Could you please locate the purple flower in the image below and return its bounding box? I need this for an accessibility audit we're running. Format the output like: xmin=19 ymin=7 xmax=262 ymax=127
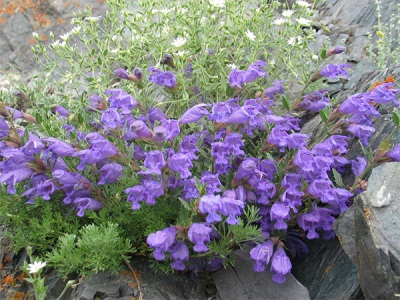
xmin=270 ymin=247 xmax=292 ymax=284
xmin=147 ymin=226 xmax=177 ymax=260
xmin=184 ymin=63 xmax=193 ymax=78
xmin=210 ymin=102 xmax=232 ymax=123
xmin=74 ymin=197 xmax=103 ymax=217
xmin=179 ymin=135 xmax=199 ymax=160
xmin=167 ymin=153 xmax=193 ymax=179
xmin=368 ymin=83 xmax=399 ymax=106
xmin=338 ymin=93 xmax=379 ymax=117
xmin=220 ymin=190 xmax=244 ymax=225
xmin=300 ymin=90 xmax=331 ymax=112
xmin=188 ymin=223 xmax=212 ymax=252
xmin=97 ymin=163 xmax=124 ymax=185
xmin=319 ymin=63 xmax=350 ymax=79
xmin=148 ymin=67 xmax=177 ymax=88
xmin=179 ymin=104 xmax=210 ymax=124
xmin=198 ymin=194 xmax=222 ymax=223
xmin=21 ymin=133 xmax=45 ymax=155
xmin=105 ymin=89 xmax=138 ymax=112
xmin=148 ymin=107 xmax=167 ymax=125
xmin=297 ymin=208 xmax=336 ymax=239
xmin=307 ymin=179 xmax=335 ymax=203
xmin=386 ymin=143 xmax=400 ymax=161
xmin=228 ymin=69 xmax=245 ymax=88
xmin=0 ymin=167 xmax=34 ymax=194
xmin=244 ymin=60 xmax=268 ymax=83
xmin=181 ymin=178 xmax=199 ymax=200
xmin=235 ymin=159 xmax=258 ymax=181
xmin=326 ymin=46 xmax=346 ymax=57
xmin=51 ymin=105 xmax=70 ymax=118
xmin=170 ymin=241 xmax=189 ymax=270
xmin=280 ymin=188 xmax=304 ymax=213
xmin=101 ymin=108 xmax=121 ymax=130
xmin=249 ymin=240 xmax=274 ymax=272
xmin=42 ymin=138 xmax=75 ymax=157
xmin=263 ymin=80 xmax=285 ymax=100
xmin=293 ymin=148 xmax=317 ymax=173
xmin=162 ymin=119 xmax=180 ymax=141
xmin=281 ymin=173 xmax=302 ymax=189
xmin=351 ymin=156 xmax=367 ymax=177
xmin=345 ymin=124 xmax=375 ymax=146
xmin=270 ymin=202 xmax=290 ymax=230
xmin=139 ymin=150 xmax=165 ymax=175
xmin=22 ymin=178 xmax=56 ymax=203
xmin=133 ymin=67 xmax=143 ymax=80
xmin=201 ymin=172 xmax=221 ymax=194
xmin=114 ymin=68 xmax=129 ymax=79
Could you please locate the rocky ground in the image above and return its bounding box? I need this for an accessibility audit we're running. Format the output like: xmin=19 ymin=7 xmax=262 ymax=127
xmin=1 ymin=0 xmax=400 ymax=299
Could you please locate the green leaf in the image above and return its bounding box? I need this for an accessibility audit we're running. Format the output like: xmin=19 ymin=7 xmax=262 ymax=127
xmin=393 ymin=108 xmax=400 ymax=126
xmin=226 ymin=85 xmax=234 ymax=97
xmin=77 ymin=113 xmax=84 ymax=124
xmin=320 ymin=49 xmax=327 ymax=59
xmin=178 ymin=197 xmax=192 ymax=211
xmin=35 ymin=113 xmax=43 ymax=123
xmin=332 ymin=168 xmax=344 ymax=188
xmin=319 ymin=108 xmax=328 ymax=123
xmin=282 ymin=96 xmax=290 ymax=110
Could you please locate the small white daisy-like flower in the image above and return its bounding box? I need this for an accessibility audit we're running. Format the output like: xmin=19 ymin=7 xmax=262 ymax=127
xmin=27 ymin=261 xmax=46 ymax=274
xmin=273 ymin=18 xmax=287 ymax=25
xmin=288 ymin=36 xmax=302 ymax=45
xmin=227 ymin=63 xmax=238 ymax=69
xmin=245 ymin=30 xmax=256 ymax=41
xmin=176 ymin=50 xmax=188 ymax=57
xmin=71 ymin=26 xmax=82 ymax=34
xmin=209 ymin=0 xmax=226 ymax=8
xmin=171 ymin=37 xmax=187 ymax=47
xmin=84 ymin=16 xmax=101 ymax=22
xmin=60 ymin=32 xmax=71 ymax=41
xmin=311 ymin=54 xmax=319 ymax=61
xmin=296 ymin=0 xmax=311 ymax=7
xmin=296 ymin=18 xmax=311 ymax=26
xmin=282 ymin=10 xmax=294 ymax=17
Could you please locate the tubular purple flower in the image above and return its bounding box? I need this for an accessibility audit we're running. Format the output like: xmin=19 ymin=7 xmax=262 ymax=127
xmin=179 ymin=135 xmax=199 ymax=160
xmin=198 ymin=194 xmax=222 ymax=223
xmin=147 ymin=226 xmax=177 ymax=260
xmin=368 ymin=83 xmax=399 ymax=106
xmin=188 ymin=223 xmax=212 ymax=252
xmin=300 ymin=90 xmax=331 ymax=112
xmin=270 ymin=247 xmax=292 ymax=284
xmin=0 ymin=168 xmax=34 ymax=194
xmin=179 ymin=104 xmax=210 ymax=124
xmin=326 ymin=46 xmax=346 ymax=57
xmin=201 ymin=172 xmax=221 ymax=194
xmin=170 ymin=242 xmax=189 ymax=271
xmin=263 ymin=80 xmax=285 ymax=100
xmin=114 ymin=68 xmax=130 ymax=79
xmin=74 ymin=197 xmax=104 ymax=217
xmin=386 ymin=143 xmax=400 ymax=161
xmin=210 ymin=102 xmax=232 ymax=123
xmin=345 ymin=124 xmax=375 ymax=146
xmin=319 ymin=63 xmax=350 ymax=80
xmin=129 ymin=120 xmax=152 ymax=139
xmin=244 ymin=60 xmax=268 ymax=83
xmin=338 ymin=93 xmax=379 ymax=117
xmin=148 ymin=67 xmax=177 ymax=88
xmin=51 ymin=105 xmax=70 ymax=118
xmin=351 ymin=156 xmax=367 ymax=177
xmin=249 ymin=240 xmax=274 ymax=272
xmin=139 ymin=150 xmax=165 ymax=175
xmin=167 ymin=153 xmax=193 ymax=179
xmin=228 ymin=69 xmax=245 ymax=88
xmin=162 ymin=119 xmax=180 ymax=141
xmin=22 ymin=133 xmax=45 ymax=155
xmin=235 ymin=159 xmax=258 ymax=181
xmin=42 ymin=138 xmax=75 ymax=157
xmin=270 ymin=202 xmax=290 ymax=230
xmin=97 ymin=163 xmax=124 ymax=185
xmin=101 ymin=108 xmax=121 ymax=130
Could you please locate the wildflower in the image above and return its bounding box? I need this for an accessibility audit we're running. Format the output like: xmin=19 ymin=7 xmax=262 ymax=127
xmin=209 ymin=0 xmax=225 ymax=8
xmin=244 ymin=60 xmax=268 ymax=83
xmin=282 ymin=10 xmax=294 ymax=17
xmin=296 ymin=18 xmax=311 ymax=26
xmin=74 ymin=197 xmax=104 ymax=217
xmin=42 ymin=138 xmax=75 ymax=157
xmin=227 ymin=63 xmax=237 ymax=69
xmin=32 ymin=32 xmax=39 ymax=40
xmin=220 ymin=190 xmax=244 ymax=225
xmin=148 ymin=68 xmax=177 ymax=88
xmin=198 ymin=194 xmax=222 ymax=223
xmin=385 ymin=143 xmax=400 ymax=161
xmin=114 ymin=68 xmax=129 ymax=80
xmin=273 ymin=18 xmax=286 ymax=25
xmin=179 ymin=104 xmax=210 ymax=124
xmin=170 ymin=242 xmax=189 ymax=270
xmin=228 ymin=69 xmax=245 ymax=88
xmin=84 ymin=16 xmax=101 ymax=22
xmin=147 ymin=227 xmax=177 ymax=260
xmin=296 ymin=0 xmax=311 ymax=7
xmin=270 ymin=247 xmax=292 ymax=284
xmin=250 ymin=240 xmax=274 ymax=272
xmin=326 ymin=46 xmax=346 ymax=57
xmin=319 ymin=63 xmax=350 ymax=80
xmin=171 ymin=37 xmax=187 ymax=47
xmin=51 ymin=105 xmax=70 ymax=118
xmin=288 ymin=36 xmax=302 ymax=46
xmin=345 ymin=124 xmax=375 ymax=146
xmin=27 ymin=261 xmax=46 ymax=274
xmin=167 ymin=153 xmax=193 ymax=179
xmin=97 ymin=163 xmax=124 ymax=185
xmin=300 ymin=89 xmax=331 ymax=112
xmin=245 ymin=30 xmax=256 ymax=41
xmin=188 ymin=223 xmax=212 ymax=252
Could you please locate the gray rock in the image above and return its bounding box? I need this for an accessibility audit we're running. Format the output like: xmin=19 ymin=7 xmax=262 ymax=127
xmin=213 ymin=247 xmax=310 ymax=300
xmin=334 ymin=163 xmax=400 ymax=299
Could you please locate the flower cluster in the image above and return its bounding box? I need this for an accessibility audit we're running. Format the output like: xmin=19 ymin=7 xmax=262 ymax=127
xmin=1 ymin=54 xmax=399 ymax=284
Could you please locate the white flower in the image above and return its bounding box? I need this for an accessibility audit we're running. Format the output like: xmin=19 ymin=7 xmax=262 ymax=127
xmin=60 ymin=32 xmax=71 ymax=41
xmin=209 ymin=0 xmax=226 ymax=8
xmin=227 ymin=63 xmax=237 ymax=69
xmin=176 ymin=50 xmax=188 ymax=57
xmin=32 ymin=32 xmax=39 ymax=40
xmin=171 ymin=37 xmax=187 ymax=47
xmin=110 ymin=48 xmax=120 ymax=54
xmin=71 ymin=26 xmax=82 ymax=34
xmin=296 ymin=18 xmax=311 ymax=26
xmin=159 ymin=8 xmax=172 ymax=14
xmin=282 ymin=10 xmax=294 ymax=17
xmin=51 ymin=40 xmax=66 ymax=48
xmin=84 ymin=16 xmax=101 ymax=22
xmin=311 ymin=54 xmax=319 ymax=61
xmin=288 ymin=36 xmax=302 ymax=45
xmin=245 ymin=30 xmax=256 ymax=41
xmin=27 ymin=261 xmax=46 ymax=274
xmin=296 ymin=0 xmax=311 ymax=7
xmin=273 ymin=18 xmax=287 ymax=25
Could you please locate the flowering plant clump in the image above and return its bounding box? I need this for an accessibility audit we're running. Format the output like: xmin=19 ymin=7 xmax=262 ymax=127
xmin=2 ymin=0 xmax=400 ymax=285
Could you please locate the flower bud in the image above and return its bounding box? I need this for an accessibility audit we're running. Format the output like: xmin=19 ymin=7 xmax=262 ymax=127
xmin=133 ymin=67 xmax=143 ymax=80
xmin=161 ymin=53 xmax=175 ymax=68
xmin=326 ymin=46 xmax=346 ymax=58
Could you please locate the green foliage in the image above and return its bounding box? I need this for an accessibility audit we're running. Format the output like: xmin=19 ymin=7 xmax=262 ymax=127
xmin=0 ymin=189 xmax=82 ymax=254
xmin=47 ymin=222 xmax=135 ymax=277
